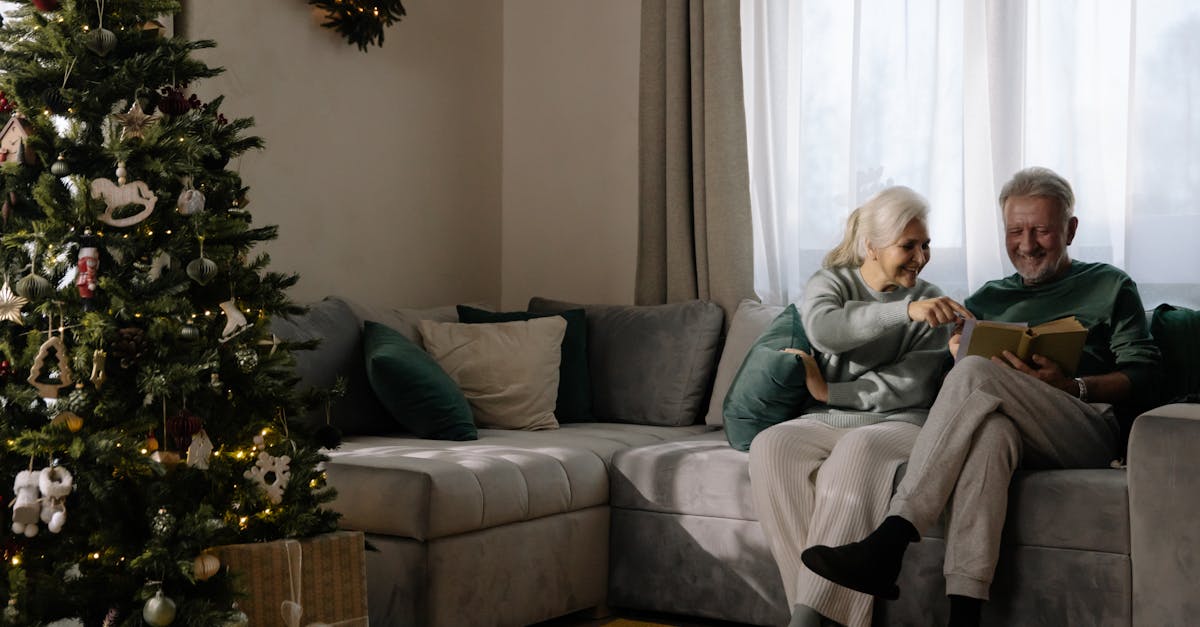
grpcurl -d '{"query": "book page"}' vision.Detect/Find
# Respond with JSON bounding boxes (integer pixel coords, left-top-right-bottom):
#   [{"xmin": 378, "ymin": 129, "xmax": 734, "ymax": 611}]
[{"xmin": 955, "ymin": 318, "xmax": 1028, "ymax": 362}]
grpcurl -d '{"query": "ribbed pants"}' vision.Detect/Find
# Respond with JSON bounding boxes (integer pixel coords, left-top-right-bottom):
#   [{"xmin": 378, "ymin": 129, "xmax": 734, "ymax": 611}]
[
  {"xmin": 750, "ymin": 419, "xmax": 920, "ymax": 627},
  {"xmin": 888, "ymin": 355, "xmax": 1118, "ymax": 599}
]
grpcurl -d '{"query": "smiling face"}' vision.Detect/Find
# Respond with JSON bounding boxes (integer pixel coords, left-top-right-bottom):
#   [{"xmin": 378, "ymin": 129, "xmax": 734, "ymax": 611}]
[
  {"xmin": 1004, "ymin": 195, "xmax": 1077, "ymax": 285},
  {"xmin": 860, "ymin": 218, "xmax": 930, "ymax": 291}
]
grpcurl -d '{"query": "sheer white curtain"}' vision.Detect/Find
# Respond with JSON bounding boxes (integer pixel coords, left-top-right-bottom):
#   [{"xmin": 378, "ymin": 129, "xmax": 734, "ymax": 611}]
[{"xmin": 743, "ymin": 0, "xmax": 1200, "ymax": 309}]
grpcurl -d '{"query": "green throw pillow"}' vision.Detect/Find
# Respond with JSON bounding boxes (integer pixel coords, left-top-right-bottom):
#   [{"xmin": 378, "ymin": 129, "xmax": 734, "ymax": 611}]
[
  {"xmin": 362, "ymin": 321, "xmax": 477, "ymax": 440},
  {"xmin": 456, "ymin": 305, "xmax": 592, "ymax": 422},
  {"xmin": 1150, "ymin": 303, "xmax": 1200, "ymax": 403},
  {"xmin": 723, "ymin": 304, "xmax": 814, "ymax": 451}
]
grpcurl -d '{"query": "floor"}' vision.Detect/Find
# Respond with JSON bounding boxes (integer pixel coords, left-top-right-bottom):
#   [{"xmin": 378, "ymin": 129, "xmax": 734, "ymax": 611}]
[{"xmin": 532, "ymin": 607, "xmax": 758, "ymax": 627}]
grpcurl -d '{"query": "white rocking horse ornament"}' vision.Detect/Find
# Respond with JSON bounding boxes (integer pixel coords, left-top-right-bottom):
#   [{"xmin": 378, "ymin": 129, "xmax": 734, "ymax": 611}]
[{"xmin": 90, "ymin": 161, "xmax": 157, "ymax": 227}]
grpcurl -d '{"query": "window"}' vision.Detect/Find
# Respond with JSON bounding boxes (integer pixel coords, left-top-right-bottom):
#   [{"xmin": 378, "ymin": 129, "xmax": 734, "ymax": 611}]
[{"xmin": 743, "ymin": 0, "xmax": 1200, "ymax": 309}]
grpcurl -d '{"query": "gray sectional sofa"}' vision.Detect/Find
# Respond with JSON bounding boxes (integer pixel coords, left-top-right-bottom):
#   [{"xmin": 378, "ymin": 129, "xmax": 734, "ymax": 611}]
[{"xmin": 272, "ymin": 296, "xmax": 1200, "ymax": 627}]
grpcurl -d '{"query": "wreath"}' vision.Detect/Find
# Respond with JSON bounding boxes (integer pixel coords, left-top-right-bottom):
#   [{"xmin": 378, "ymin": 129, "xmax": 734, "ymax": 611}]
[{"xmin": 309, "ymin": 0, "xmax": 406, "ymax": 52}]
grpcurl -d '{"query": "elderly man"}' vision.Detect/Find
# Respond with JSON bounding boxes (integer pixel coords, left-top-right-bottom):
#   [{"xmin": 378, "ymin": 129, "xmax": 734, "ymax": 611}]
[{"xmin": 800, "ymin": 167, "xmax": 1161, "ymax": 627}]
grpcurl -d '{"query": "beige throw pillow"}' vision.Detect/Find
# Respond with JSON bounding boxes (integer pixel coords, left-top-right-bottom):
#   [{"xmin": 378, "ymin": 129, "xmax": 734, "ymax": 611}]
[{"xmin": 418, "ymin": 317, "xmax": 566, "ymax": 430}]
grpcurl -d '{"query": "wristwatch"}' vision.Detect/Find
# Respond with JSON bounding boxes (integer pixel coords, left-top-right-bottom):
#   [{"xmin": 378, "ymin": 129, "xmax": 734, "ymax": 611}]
[{"xmin": 1074, "ymin": 377, "xmax": 1088, "ymax": 402}]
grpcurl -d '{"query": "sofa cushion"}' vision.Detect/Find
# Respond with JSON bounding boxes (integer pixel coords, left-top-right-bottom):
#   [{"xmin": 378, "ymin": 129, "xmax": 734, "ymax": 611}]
[
  {"xmin": 722, "ymin": 304, "xmax": 814, "ymax": 451},
  {"xmin": 363, "ymin": 321, "xmax": 477, "ymax": 441},
  {"xmin": 270, "ymin": 297, "xmax": 393, "ymax": 436},
  {"xmin": 704, "ymin": 299, "xmax": 786, "ymax": 426},
  {"xmin": 610, "ymin": 431, "xmax": 757, "ymax": 520},
  {"xmin": 325, "ymin": 423, "xmax": 714, "ymax": 540},
  {"xmin": 1150, "ymin": 303, "xmax": 1200, "ymax": 402},
  {"xmin": 528, "ymin": 297, "xmax": 724, "ymax": 426},
  {"xmin": 419, "ymin": 318, "xmax": 566, "ymax": 431},
  {"xmin": 456, "ymin": 305, "xmax": 593, "ymax": 422}
]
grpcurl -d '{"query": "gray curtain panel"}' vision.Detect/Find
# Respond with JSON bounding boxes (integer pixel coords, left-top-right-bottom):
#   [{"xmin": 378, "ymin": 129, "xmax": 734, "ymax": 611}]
[{"xmin": 637, "ymin": 0, "xmax": 755, "ymax": 321}]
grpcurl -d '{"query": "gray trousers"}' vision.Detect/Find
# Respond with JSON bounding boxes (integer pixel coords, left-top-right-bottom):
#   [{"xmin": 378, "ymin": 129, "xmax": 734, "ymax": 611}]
[
  {"xmin": 888, "ymin": 355, "xmax": 1118, "ymax": 599},
  {"xmin": 750, "ymin": 419, "xmax": 920, "ymax": 627}
]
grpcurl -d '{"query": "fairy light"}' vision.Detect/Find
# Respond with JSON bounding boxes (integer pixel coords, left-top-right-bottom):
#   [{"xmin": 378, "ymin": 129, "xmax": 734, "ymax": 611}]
[{"xmin": 10, "ymin": 556, "xmax": 19, "ymax": 566}]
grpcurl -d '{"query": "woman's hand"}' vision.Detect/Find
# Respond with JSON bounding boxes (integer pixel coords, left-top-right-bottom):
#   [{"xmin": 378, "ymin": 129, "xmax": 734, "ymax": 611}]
[
  {"xmin": 781, "ymin": 348, "xmax": 828, "ymax": 403},
  {"xmin": 908, "ymin": 296, "xmax": 974, "ymax": 327}
]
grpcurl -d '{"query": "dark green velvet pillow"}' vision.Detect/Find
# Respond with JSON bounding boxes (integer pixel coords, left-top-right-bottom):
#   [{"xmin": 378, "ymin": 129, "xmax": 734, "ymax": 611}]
[
  {"xmin": 456, "ymin": 305, "xmax": 592, "ymax": 422},
  {"xmin": 362, "ymin": 321, "xmax": 477, "ymax": 440},
  {"xmin": 1150, "ymin": 303, "xmax": 1200, "ymax": 403},
  {"xmin": 723, "ymin": 304, "xmax": 814, "ymax": 451}
]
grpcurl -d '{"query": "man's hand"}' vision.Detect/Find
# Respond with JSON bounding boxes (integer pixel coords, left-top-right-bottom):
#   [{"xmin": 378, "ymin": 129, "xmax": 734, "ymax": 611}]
[
  {"xmin": 781, "ymin": 348, "xmax": 829, "ymax": 403},
  {"xmin": 908, "ymin": 297, "xmax": 974, "ymax": 327},
  {"xmin": 993, "ymin": 351, "xmax": 1075, "ymax": 394}
]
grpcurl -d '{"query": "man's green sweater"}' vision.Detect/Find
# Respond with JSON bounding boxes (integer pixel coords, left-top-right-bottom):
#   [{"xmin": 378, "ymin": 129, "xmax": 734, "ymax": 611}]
[{"xmin": 965, "ymin": 260, "xmax": 1161, "ymax": 408}]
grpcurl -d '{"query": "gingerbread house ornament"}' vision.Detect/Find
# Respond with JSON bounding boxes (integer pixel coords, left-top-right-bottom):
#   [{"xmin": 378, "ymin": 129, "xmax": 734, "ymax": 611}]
[{"xmin": 0, "ymin": 115, "xmax": 37, "ymax": 164}]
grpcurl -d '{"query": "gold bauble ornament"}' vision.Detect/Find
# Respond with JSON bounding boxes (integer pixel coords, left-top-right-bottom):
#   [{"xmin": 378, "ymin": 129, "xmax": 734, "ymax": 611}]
[{"xmin": 193, "ymin": 552, "xmax": 220, "ymax": 581}]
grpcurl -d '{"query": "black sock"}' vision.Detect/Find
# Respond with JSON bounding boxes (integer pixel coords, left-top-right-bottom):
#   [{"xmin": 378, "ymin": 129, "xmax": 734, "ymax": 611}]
[
  {"xmin": 948, "ymin": 595, "xmax": 982, "ymax": 627},
  {"xmin": 874, "ymin": 515, "xmax": 920, "ymax": 546}
]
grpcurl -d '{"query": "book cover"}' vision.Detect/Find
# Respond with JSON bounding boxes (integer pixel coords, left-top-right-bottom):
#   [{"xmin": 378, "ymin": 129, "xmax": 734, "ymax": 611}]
[{"xmin": 955, "ymin": 316, "xmax": 1089, "ymax": 376}]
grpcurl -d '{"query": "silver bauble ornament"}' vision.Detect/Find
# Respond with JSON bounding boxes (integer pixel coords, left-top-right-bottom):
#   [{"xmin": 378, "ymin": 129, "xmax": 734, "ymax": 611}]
[
  {"xmin": 15, "ymin": 273, "xmax": 52, "ymax": 301},
  {"xmin": 185, "ymin": 257, "xmax": 218, "ymax": 285},
  {"xmin": 50, "ymin": 154, "xmax": 69, "ymax": 177},
  {"xmin": 235, "ymin": 347, "xmax": 258, "ymax": 372},
  {"xmin": 179, "ymin": 324, "xmax": 199, "ymax": 341},
  {"xmin": 142, "ymin": 590, "xmax": 176, "ymax": 626},
  {"xmin": 176, "ymin": 188, "xmax": 205, "ymax": 215},
  {"xmin": 225, "ymin": 607, "xmax": 249, "ymax": 627},
  {"xmin": 85, "ymin": 28, "xmax": 116, "ymax": 56}
]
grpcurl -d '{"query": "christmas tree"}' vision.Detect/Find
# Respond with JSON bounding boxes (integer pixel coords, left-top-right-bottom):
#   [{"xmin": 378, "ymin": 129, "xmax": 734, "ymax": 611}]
[{"xmin": 0, "ymin": 1, "xmax": 340, "ymax": 624}]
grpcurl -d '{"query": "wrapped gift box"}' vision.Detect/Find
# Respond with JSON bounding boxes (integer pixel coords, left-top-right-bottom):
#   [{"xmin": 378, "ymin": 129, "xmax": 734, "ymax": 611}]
[{"xmin": 212, "ymin": 530, "xmax": 368, "ymax": 626}]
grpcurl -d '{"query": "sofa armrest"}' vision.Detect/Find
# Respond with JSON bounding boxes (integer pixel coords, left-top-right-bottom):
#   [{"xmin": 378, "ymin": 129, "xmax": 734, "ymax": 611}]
[{"xmin": 1128, "ymin": 403, "xmax": 1200, "ymax": 627}]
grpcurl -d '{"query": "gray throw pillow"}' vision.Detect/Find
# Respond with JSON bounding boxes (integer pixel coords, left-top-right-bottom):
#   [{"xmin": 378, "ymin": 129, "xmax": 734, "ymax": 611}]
[
  {"xmin": 270, "ymin": 297, "xmax": 392, "ymax": 436},
  {"xmin": 704, "ymin": 299, "xmax": 786, "ymax": 426},
  {"xmin": 528, "ymin": 297, "xmax": 724, "ymax": 426}
]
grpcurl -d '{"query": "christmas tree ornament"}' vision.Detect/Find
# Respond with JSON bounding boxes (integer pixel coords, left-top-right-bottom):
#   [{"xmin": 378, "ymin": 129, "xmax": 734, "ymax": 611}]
[
  {"xmin": 91, "ymin": 162, "xmax": 158, "ymax": 227},
  {"xmin": 32, "ymin": 0, "xmax": 60, "ymax": 10},
  {"xmin": 11, "ymin": 470, "xmax": 41, "ymax": 537},
  {"xmin": 101, "ymin": 608, "xmax": 119, "ymax": 627},
  {"xmin": 0, "ymin": 279, "xmax": 29, "ymax": 324},
  {"xmin": 0, "ymin": 360, "xmax": 12, "ymax": 378},
  {"xmin": 85, "ymin": 27, "xmax": 117, "ymax": 57},
  {"xmin": 0, "ymin": 92, "xmax": 11, "ymax": 114},
  {"xmin": 151, "ymin": 508, "xmax": 175, "ymax": 536},
  {"xmin": 50, "ymin": 154, "xmax": 70, "ymax": 177},
  {"xmin": 145, "ymin": 430, "xmax": 159, "ymax": 452},
  {"xmin": 192, "ymin": 552, "xmax": 220, "ymax": 581},
  {"xmin": 150, "ymin": 450, "xmax": 181, "ymax": 468},
  {"xmin": 41, "ymin": 88, "xmax": 68, "ymax": 115},
  {"xmin": 38, "ymin": 465, "xmax": 72, "ymax": 533},
  {"xmin": 90, "ymin": 348, "xmax": 107, "ymax": 388},
  {"xmin": 225, "ymin": 605, "xmax": 249, "ymax": 627},
  {"xmin": 112, "ymin": 327, "xmax": 148, "ymax": 367},
  {"xmin": 186, "ymin": 429, "xmax": 213, "ymax": 469},
  {"xmin": 166, "ymin": 409, "xmax": 203, "ymax": 451},
  {"xmin": 111, "ymin": 101, "xmax": 160, "ymax": 139},
  {"xmin": 50, "ymin": 411, "xmax": 84, "ymax": 432},
  {"xmin": 28, "ymin": 321, "xmax": 74, "ymax": 398},
  {"xmin": 0, "ymin": 115, "xmax": 36, "ymax": 163},
  {"xmin": 148, "ymin": 250, "xmax": 173, "ymax": 281},
  {"xmin": 244, "ymin": 451, "xmax": 291, "ymax": 504},
  {"xmin": 176, "ymin": 187, "xmax": 206, "ymax": 215},
  {"xmin": 234, "ymin": 346, "xmax": 258, "ymax": 372},
  {"xmin": 186, "ymin": 256, "xmax": 218, "ymax": 284},
  {"xmin": 76, "ymin": 243, "xmax": 100, "ymax": 309},
  {"xmin": 179, "ymin": 323, "xmax": 199, "ymax": 341},
  {"xmin": 15, "ymin": 272, "xmax": 52, "ymax": 301},
  {"xmin": 219, "ymin": 299, "xmax": 250, "ymax": 343},
  {"xmin": 141, "ymin": 590, "xmax": 176, "ymax": 626},
  {"xmin": 158, "ymin": 86, "xmax": 192, "ymax": 116}
]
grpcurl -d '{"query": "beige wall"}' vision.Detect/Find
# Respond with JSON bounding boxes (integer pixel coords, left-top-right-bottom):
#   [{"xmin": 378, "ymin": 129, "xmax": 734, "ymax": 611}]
[
  {"xmin": 500, "ymin": 0, "xmax": 641, "ymax": 310},
  {"xmin": 184, "ymin": 0, "xmax": 640, "ymax": 311}
]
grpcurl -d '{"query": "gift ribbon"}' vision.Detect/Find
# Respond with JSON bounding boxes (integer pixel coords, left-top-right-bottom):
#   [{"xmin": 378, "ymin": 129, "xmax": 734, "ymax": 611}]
[{"xmin": 281, "ymin": 539, "xmax": 368, "ymax": 627}]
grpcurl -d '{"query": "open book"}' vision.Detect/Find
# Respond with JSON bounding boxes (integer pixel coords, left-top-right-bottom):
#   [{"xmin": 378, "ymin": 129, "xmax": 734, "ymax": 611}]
[{"xmin": 955, "ymin": 316, "xmax": 1089, "ymax": 376}]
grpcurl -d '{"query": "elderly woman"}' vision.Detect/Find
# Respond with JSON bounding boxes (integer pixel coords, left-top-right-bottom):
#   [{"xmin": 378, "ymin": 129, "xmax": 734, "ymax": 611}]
[{"xmin": 749, "ymin": 186, "xmax": 969, "ymax": 627}]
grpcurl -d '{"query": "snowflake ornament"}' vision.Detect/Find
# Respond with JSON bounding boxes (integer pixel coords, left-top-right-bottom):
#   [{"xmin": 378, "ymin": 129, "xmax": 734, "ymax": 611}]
[{"xmin": 244, "ymin": 451, "xmax": 290, "ymax": 504}]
